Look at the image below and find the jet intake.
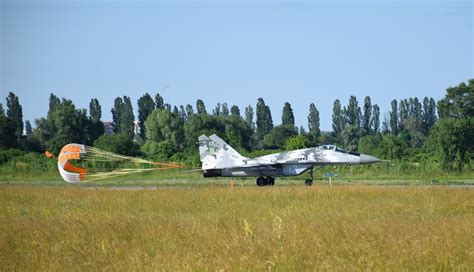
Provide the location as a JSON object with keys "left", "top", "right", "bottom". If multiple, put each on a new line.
{"left": 203, "top": 169, "right": 223, "bottom": 177}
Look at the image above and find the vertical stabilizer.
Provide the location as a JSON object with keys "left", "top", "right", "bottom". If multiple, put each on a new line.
{"left": 198, "top": 134, "right": 247, "bottom": 169}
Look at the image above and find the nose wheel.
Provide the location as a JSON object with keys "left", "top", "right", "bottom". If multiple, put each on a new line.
{"left": 305, "top": 167, "right": 314, "bottom": 186}
{"left": 256, "top": 176, "right": 275, "bottom": 186}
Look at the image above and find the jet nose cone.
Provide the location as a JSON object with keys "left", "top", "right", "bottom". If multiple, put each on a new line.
{"left": 360, "top": 154, "right": 381, "bottom": 164}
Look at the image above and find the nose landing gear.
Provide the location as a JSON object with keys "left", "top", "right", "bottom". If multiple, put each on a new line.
{"left": 305, "top": 167, "right": 314, "bottom": 186}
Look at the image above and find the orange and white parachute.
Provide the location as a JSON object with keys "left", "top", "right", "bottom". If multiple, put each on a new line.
{"left": 58, "top": 143, "right": 182, "bottom": 183}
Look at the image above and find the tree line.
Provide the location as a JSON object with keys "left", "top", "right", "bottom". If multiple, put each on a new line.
{"left": 0, "top": 79, "right": 472, "bottom": 170}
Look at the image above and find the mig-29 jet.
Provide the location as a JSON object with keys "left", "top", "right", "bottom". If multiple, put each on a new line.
{"left": 199, "top": 134, "right": 381, "bottom": 186}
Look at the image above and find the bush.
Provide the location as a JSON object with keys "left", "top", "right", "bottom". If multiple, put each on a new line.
{"left": 285, "top": 135, "right": 309, "bottom": 151}
{"left": 93, "top": 134, "right": 140, "bottom": 156}
{"left": 0, "top": 149, "right": 27, "bottom": 165}
{"left": 263, "top": 125, "right": 298, "bottom": 149}
{"left": 141, "top": 140, "right": 176, "bottom": 160}
{"left": 0, "top": 149, "right": 56, "bottom": 171}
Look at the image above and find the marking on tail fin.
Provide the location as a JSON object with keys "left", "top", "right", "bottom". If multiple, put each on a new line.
{"left": 209, "top": 134, "right": 245, "bottom": 159}
{"left": 198, "top": 134, "right": 247, "bottom": 169}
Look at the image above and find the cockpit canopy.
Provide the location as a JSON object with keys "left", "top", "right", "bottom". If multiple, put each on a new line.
{"left": 316, "top": 145, "right": 347, "bottom": 153}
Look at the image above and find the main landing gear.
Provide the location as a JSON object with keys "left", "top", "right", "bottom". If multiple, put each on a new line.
{"left": 256, "top": 176, "right": 275, "bottom": 186}
{"left": 305, "top": 167, "right": 314, "bottom": 186}
{"left": 256, "top": 167, "right": 317, "bottom": 187}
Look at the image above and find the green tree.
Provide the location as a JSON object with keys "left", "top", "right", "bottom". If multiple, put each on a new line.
{"left": 155, "top": 93, "right": 164, "bottom": 110}
{"left": 341, "top": 125, "right": 363, "bottom": 152}
{"left": 382, "top": 113, "right": 390, "bottom": 134}
{"left": 434, "top": 79, "right": 474, "bottom": 171}
{"left": 48, "top": 93, "right": 60, "bottom": 118}
{"left": 408, "top": 97, "right": 423, "bottom": 134}
{"left": 362, "top": 96, "right": 372, "bottom": 133}
{"left": 398, "top": 99, "right": 408, "bottom": 131}
{"left": 25, "top": 120, "right": 32, "bottom": 136}
{"left": 223, "top": 115, "right": 253, "bottom": 151}
{"left": 33, "top": 117, "right": 52, "bottom": 150}
{"left": 285, "top": 135, "right": 309, "bottom": 151}
{"left": 263, "top": 125, "right": 297, "bottom": 149}
{"left": 88, "top": 98, "right": 104, "bottom": 144}
{"left": 196, "top": 99, "right": 207, "bottom": 115}
{"left": 332, "top": 99, "right": 344, "bottom": 136}
{"left": 213, "top": 103, "right": 221, "bottom": 116}
{"left": 379, "top": 134, "right": 407, "bottom": 160}
{"left": 6, "top": 92, "right": 23, "bottom": 141}
{"left": 123, "top": 96, "right": 135, "bottom": 139}
{"left": 88, "top": 120, "right": 104, "bottom": 145}
{"left": 76, "top": 108, "right": 95, "bottom": 145}
{"left": 422, "top": 97, "right": 437, "bottom": 135}
{"left": 245, "top": 105, "right": 254, "bottom": 131}
{"left": 112, "top": 96, "right": 135, "bottom": 140}
{"left": 357, "top": 107, "right": 362, "bottom": 128}
{"left": 137, "top": 93, "right": 155, "bottom": 140}
{"left": 184, "top": 114, "right": 225, "bottom": 149}
{"left": 178, "top": 105, "right": 187, "bottom": 122}
{"left": 358, "top": 134, "right": 382, "bottom": 156}
{"left": 299, "top": 126, "right": 306, "bottom": 135}
{"left": 0, "top": 115, "right": 17, "bottom": 149}
{"left": 319, "top": 131, "right": 338, "bottom": 145}
{"left": 173, "top": 106, "right": 179, "bottom": 117}
{"left": 0, "top": 103, "right": 5, "bottom": 117}
{"left": 89, "top": 98, "right": 102, "bottom": 122}
{"left": 398, "top": 97, "right": 423, "bottom": 139}
{"left": 36, "top": 98, "right": 91, "bottom": 153}
{"left": 345, "top": 95, "right": 360, "bottom": 127}
{"left": 438, "top": 79, "right": 474, "bottom": 118}
{"left": 181, "top": 114, "right": 253, "bottom": 163}
{"left": 143, "top": 109, "right": 185, "bottom": 158}
{"left": 256, "top": 98, "right": 273, "bottom": 142}
{"left": 111, "top": 97, "right": 124, "bottom": 134}
{"left": 230, "top": 105, "right": 240, "bottom": 116}
{"left": 39, "top": 93, "right": 61, "bottom": 148}
{"left": 390, "top": 99, "right": 398, "bottom": 135}
{"left": 185, "top": 104, "right": 194, "bottom": 118}
{"left": 94, "top": 134, "right": 139, "bottom": 156}
{"left": 221, "top": 103, "right": 229, "bottom": 116}
{"left": 281, "top": 102, "right": 295, "bottom": 127}
{"left": 307, "top": 103, "right": 320, "bottom": 144}
{"left": 372, "top": 104, "right": 380, "bottom": 134}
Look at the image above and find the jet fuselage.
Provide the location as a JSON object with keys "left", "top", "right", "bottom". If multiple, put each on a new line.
{"left": 199, "top": 134, "right": 380, "bottom": 178}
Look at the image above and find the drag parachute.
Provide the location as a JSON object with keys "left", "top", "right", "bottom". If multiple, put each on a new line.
{"left": 58, "top": 143, "right": 182, "bottom": 183}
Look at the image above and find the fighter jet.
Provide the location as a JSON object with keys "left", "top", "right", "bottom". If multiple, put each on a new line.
{"left": 199, "top": 134, "right": 381, "bottom": 186}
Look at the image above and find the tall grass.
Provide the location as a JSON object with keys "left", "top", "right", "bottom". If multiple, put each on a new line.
{"left": 1, "top": 186, "right": 472, "bottom": 270}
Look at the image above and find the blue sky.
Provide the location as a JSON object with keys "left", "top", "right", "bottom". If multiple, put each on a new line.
{"left": 1, "top": 0, "right": 472, "bottom": 131}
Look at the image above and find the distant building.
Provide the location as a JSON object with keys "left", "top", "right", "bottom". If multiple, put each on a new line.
{"left": 103, "top": 121, "right": 114, "bottom": 135}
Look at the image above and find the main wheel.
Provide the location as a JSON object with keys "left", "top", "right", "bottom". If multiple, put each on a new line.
{"left": 305, "top": 179, "right": 313, "bottom": 186}
{"left": 267, "top": 177, "right": 275, "bottom": 186}
{"left": 256, "top": 177, "right": 267, "bottom": 186}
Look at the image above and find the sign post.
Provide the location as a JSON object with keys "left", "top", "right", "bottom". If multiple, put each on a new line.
{"left": 323, "top": 172, "right": 337, "bottom": 187}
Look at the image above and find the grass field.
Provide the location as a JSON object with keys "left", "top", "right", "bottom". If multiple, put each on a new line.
{"left": 1, "top": 185, "right": 473, "bottom": 270}
{"left": 1, "top": 153, "right": 473, "bottom": 185}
